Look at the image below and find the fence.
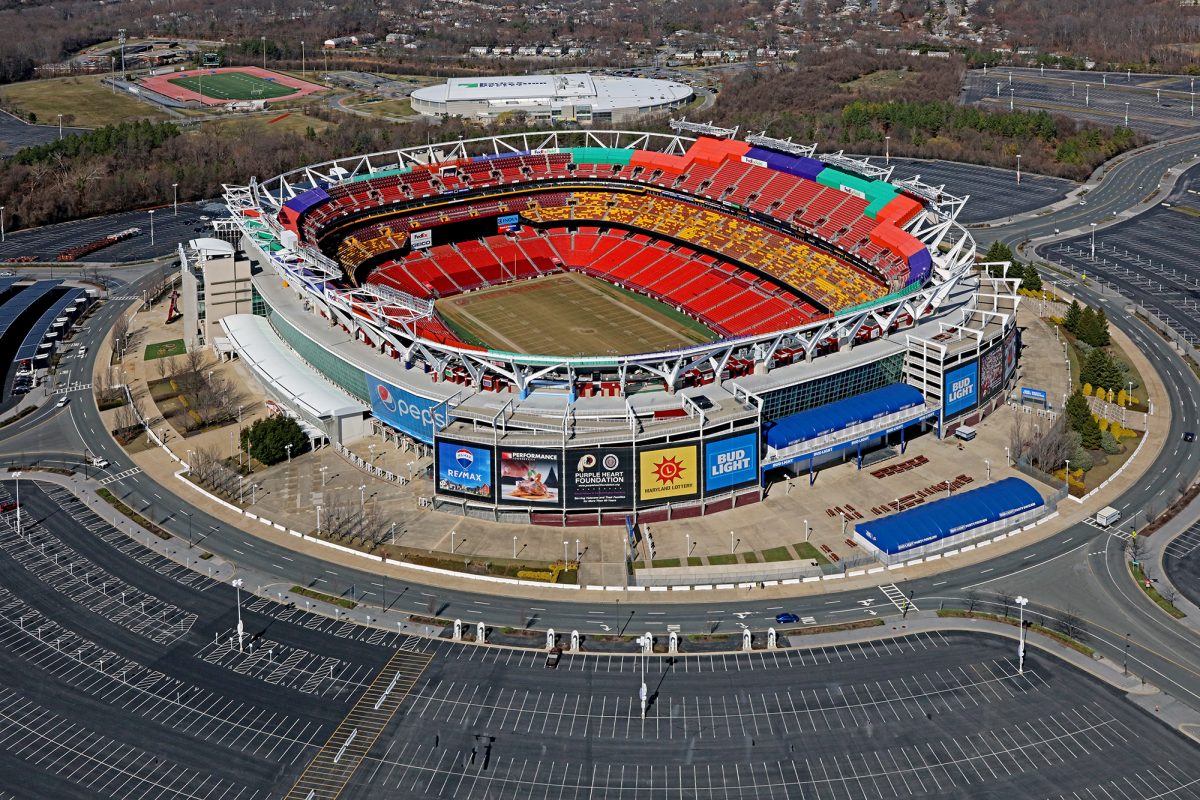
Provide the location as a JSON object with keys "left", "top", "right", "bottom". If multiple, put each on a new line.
{"left": 335, "top": 442, "right": 408, "bottom": 486}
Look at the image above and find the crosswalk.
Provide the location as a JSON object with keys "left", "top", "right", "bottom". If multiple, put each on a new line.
{"left": 53, "top": 382, "right": 92, "bottom": 395}
{"left": 879, "top": 583, "right": 918, "bottom": 614}
{"left": 97, "top": 467, "right": 141, "bottom": 486}
{"left": 284, "top": 648, "right": 432, "bottom": 800}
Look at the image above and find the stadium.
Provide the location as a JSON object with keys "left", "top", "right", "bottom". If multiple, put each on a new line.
{"left": 409, "top": 74, "right": 694, "bottom": 124}
{"left": 209, "top": 122, "right": 1020, "bottom": 530}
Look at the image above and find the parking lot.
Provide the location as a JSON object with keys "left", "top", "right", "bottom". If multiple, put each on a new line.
{"left": 964, "top": 67, "right": 1200, "bottom": 139}
{"left": 1038, "top": 165, "right": 1200, "bottom": 348}
{"left": 334, "top": 631, "right": 1200, "bottom": 800}
{"left": 0, "top": 109, "right": 88, "bottom": 157}
{"left": 0, "top": 201, "right": 223, "bottom": 264}
{"left": 884, "top": 157, "right": 1075, "bottom": 224}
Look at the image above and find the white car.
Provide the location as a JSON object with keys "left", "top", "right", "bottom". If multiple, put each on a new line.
{"left": 56, "top": 397, "right": 69, "bottom": 408}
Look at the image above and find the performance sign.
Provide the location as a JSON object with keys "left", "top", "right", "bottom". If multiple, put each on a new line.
{"left": 436, "top": 440, "right": 493, "bottom": 500}
{"left": 704, "top": 432, "right": 759, "bottom": 493}
{"left": 638, "top": 443, "right": 699, "bottom": 502}
{"left": 566, "top": 447, "right": 633, "bottom": 508}
{"left": 498, "top": 448, "right": 561, "bottom": 505}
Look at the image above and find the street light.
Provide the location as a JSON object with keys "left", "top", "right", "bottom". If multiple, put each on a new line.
{"left": 320, "top": 464, "right": 327, "bottom": 486}
{"left": 1090, "top": 222, "right": 1097, "bottom": 260}
{"left": 1124, "top": 101, "right": 1130, "bottom": 126}
{"left": 1015, "top": 595, "right": 1029, "bottom": 674}
{"left": 638, "top": 634, "right": 648, "bottom": 719}
{"left": 884, "top": 135, "right": 890, "bottom": 165}
{"left": 301, "top": 40, "right": 306, "bottom": 74}
{"left": 148, "top": 209, "right": 155, "bottom": 246}
{"left": 359, "top": 484, "right": 366, "bottom": 512}
{"left": 1009, "top": 88, "right": 1014, "bottom": 111}
{"left": 1015, "top": 154, "right": 1021, "bottom": 185}
{"left": 316, "top": 505, "right": 322, "bottom": 535}
{"left": 513, "top": 535, "right": 518, "bottom": 559}
{"left": 285, "top": 443, "right": 292, "bottom": 463}
{"left": 563, "top": 540, "right": 569, "bottom": 564}
{"left": 57, "top": 113, "right": 63, "bottom": 140}
{"left": 172, "top": 183, "right": 178, "bottom": 216}
{"left": 232, "top": 578, "right": 245, "bottom": 652}
{"left": 985, "top": 459, "right": 991, "bottom": 481}
{"left": 1, "top": 205, "right": 5, "bottom": 242}
{"left": 13, "top": 471, "right": 21, "bottom": 539}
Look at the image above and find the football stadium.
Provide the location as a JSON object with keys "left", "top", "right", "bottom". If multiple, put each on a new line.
{"left": 208, "top": 122, "right": 1021, "bottom": 535}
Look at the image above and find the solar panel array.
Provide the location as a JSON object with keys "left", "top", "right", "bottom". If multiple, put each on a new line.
{"left": 0, "top": 281, "right": 62, "bottom": 343}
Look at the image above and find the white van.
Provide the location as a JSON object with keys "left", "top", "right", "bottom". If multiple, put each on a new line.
{"left": 1095, "top": 506, "right": 1122, "bottom": 527}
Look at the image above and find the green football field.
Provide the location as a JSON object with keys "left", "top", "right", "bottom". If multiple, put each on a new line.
{"left": 166, "top": 71, "right": 297, "bottom": 101}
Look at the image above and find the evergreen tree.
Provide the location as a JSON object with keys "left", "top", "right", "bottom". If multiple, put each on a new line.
{"left": 1078, "top": 305, "right": 1096, "bottom": 341}
{"left": 1080, "top": 348, "right": 1122, "bottom": 391}
{"left": 1090, "top": 306, "right": 1111, "bottom": 346}
{"left": 1022, "top": 265, "right": 1043, "bottom": 292}
{"left": 1064, "top": 300, "right": 1083, "bottom": 334}
{"left": 1064, "top": 390, "right": 1103, "bottom": 449}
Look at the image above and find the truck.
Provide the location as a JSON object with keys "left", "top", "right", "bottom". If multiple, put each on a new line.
{"left": 1095, "top": 506, "right": 1122, "bottom": 527}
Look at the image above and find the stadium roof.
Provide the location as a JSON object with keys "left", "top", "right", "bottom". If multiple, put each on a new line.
{"left": 412, "top": 73, "right": 692, "bottom": 113}
{"left": 221, "top": 314, "right": 367, "bottom": 421}
{"left": 854, "top": 477, "right": 1044, "bottom": 555}
{"left": 764, "top": 384, "right": 926, "bottom": 451}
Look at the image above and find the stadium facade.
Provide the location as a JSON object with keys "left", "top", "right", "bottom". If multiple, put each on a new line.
{"left": 209, "top": 126, "right": 1020, "bottom": 527}
{"left": 409, "top": 74, "right": 694, "bottom": 124}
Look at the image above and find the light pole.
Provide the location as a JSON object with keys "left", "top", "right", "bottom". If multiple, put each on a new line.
{"left": 985, "top": 459, "right": 991, "bottom": 481}
{"left": 261, "top": 36, "right": 267, "bottom": 70}
{"left": 1090, "top": 222, "right": 1097, "bottom": 260}
{"left": 301, "top": 40, "right": 306, "bottom": 74}
{"left": 804, "top": 519, "right": 810, "bottom": 541}
{"left": 1124, "top": 632, "right": 1131, "bottom": 676}
{"left": 1064, "top": 459, "right": 1071, "bottom": 490}
{"left": 13, "top": 471, "right": 21, "bottom": 539}
{"left": 884, "top": 135, "right": 890, "bottom": 164}
{"left": 57, "top": 114, "right": 63, "bottom": 140}
{"left": 1009, "top": 88, "right": 1014, "bottom": 111}
{"left": 359, "top": 484, "right": 366, "bottom": 513}
{"left": 369, "top": 443, "right": 375, "bottom": 465}
{"left": 320, "top": 465, "right": 327, "bottom": 486}
{"left": 1015, "top": 154, "right": 1021, "bottom": 185}
{"left": 638, "top": 634, "right": 648, "bottom": 719}
{"left": 1, "top": 205, "right": 5, "bottom": 242}
{"left": 232, "top": 578, "right": 245, "bottom": 652}
{"left": 685, "top": 533, "right": 690, "bottom": 561}
{"left": 512, "top": 535, "right": 518, "bottom": 559}
{"left": 1015, "top": 595, "right": 1028, "bottom": 674}
{"left": 563, "top": 540, "right": 569, "bottom": 564}
{"left": 1124, "top": 101, "right": 1130, "bottom": 126}
{"left": 285, "top": 443, "right": 292, "bottom": 463}
{"left": 148, "top": 209, "right": 155, "bottom": 246}
{"left": 316, "top": 505, "right": 322, "bottom": 535}
{"left": 182, "top": 510, "right": 192, "bottom": 547}
{"left": 172, "top": 183, "right": 178, "bottom": 216}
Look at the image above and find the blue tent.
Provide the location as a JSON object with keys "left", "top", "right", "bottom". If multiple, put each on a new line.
{"left": 764, "top": 384, "right": 926, "bottom": 451}
{"left": 855, "top": 477, "right": 1044, "bottom": 555}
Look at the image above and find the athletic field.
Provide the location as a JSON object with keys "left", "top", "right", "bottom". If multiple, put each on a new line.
{"left": 436, "top": 273, "right": 718, "bottom": 356}
{"left": 144, "top": 339, "right": 186, "bottom": 361}
{"left": 141, "top": 67, "right": 324, "bottom": 107}
{"left": 167, "top": 71, "right": 296, "bottom": 101}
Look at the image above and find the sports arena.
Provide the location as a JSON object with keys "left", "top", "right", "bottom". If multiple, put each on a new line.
{"left": 212, "top": 122, "right": 1020, "bottom": 528}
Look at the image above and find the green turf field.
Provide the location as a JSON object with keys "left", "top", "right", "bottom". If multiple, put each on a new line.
{"left": 144, "top": 339, "right": 186, "bottom": 361}
{"left": 167, "top": 71, "right": 297, "bottom": 101}
{"left": 436, "top": 272, "right": 717, "bottom": 357}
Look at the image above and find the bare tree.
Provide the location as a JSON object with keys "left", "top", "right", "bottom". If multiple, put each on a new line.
{"left": 995, "top": 590, "right": 1014, "bottom": 620}
{"left": 965, "top": 589, "right": 981, "bottom": 613}
{"left": 1056, "top": 608, "right": 1087, "bottom": 641}
{"left": 109, "top": 314, "right": 129, "bottom": 363}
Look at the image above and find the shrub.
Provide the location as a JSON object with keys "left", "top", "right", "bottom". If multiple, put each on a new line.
{"left": 240, "top": 415, "right": 307, "bottom": 466}
{"left": 1100, "top": 430, "right": 1121, "bottom": 454}
{"left": 1071, "top": 445, "right": 1094, "bottom": 472}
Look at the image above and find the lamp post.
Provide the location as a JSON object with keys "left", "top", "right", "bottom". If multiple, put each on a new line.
{"left": 884, "top": 135, "right": 890, "bottom": 165}
{"left": 1, "top": 205, "right": 5, "bottom": 242}
{"left": 638, "top": 634, "right": 648, "bottom": 719}
{"left": 181, "top": 510, "right": 192, "bottom": 548}
{"left": 57, "top": 114, "right": 63, "bottom": 140}
{"left": 232, "top": 578, "right": 245, "bottom": 652}
{"left": 261, "top": 36, "right": 267, "bottom": 70}
{"left": 1064, "top": 459, "right": 1071, "bottom": 491}
{"left": 285, "top": 443, "right": 292, "bottom": 463}
{"left": 301, "top": 40, "right": 306, "bottom": 74}
{"left": 359, "top": 484, "right": 366, "bottom": 513}
{"left": 1124, "top": 101, "right": 1130, "bottom": 126}
{"left": 148, "top": 209, "right": 155, "bottom": 246}
{"left": 1015, "top": 154, "right": 1021, "bottom": 185}
{"left": 1015, "top": 595, "right": 1028, "bottom": 674}
{"left": 13, "top": 471, "right": 21, "bottom": 539}
{"left": 316, "top": 505, "right": 322, "bottom": 535}
{"left": 1124, "top": 632, "right": 1131, "bottom": 676}
{"left": 513, "top": 535, "right": 518, "bottom": 559}
{"left": 320, "top": 465, "right": 327, "bottom": 486}
{"left": 1090, "top": 222, "right": 1097, "bottom": 260}
{"left": 685, "top": 533, "right": 690, "bottom": 561}
{"left": 172, "top": 183, "right": 178, "bottom": 216}
{"left": 1009, "top": 88, "right": 1014, "bottom": 111}
{"left": 985, "top": 459, "right": 991, "bottom": 481}
{"left": 563, "top": 540, "right": 569, "bottom": 564}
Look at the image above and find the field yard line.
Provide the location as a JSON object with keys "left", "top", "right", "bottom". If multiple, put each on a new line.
{"left": 441, "top": 302, "right": 525, "bottom": 352}
{"left": 576, "top": 273, "right": 695, "bottom": 341}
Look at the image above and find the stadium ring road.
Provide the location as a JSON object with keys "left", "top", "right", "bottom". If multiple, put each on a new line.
{"left": 5, "top": 140, "right": 1200, "bottom": 687}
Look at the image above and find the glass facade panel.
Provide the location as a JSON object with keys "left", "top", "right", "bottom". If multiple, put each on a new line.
{"left": 762, "top": 354, "right": 904, "bottom": 421}
{"left": 267, "top": 309, "right": 372, "bottom": 403}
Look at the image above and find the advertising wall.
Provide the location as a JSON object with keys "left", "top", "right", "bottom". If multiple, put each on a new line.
{"left": 498, "top": 448, "right": 561, "bottom": 505}
{"left": 365, "top": 375, "right": 447, "bottom": 444}
{"left": 978, "top": 343, "right": 1004, "bottom": 401}
{"left": 566, "top": 447, "right": 633, "bottom": 508}
{"left": 436, "top": 440, "right": 493, "bottom": 500}
{"left": 638, "top": 443, "right": 700, "bottom": 502}
{"left": 411, "top": 229, "right": 432, "bottom": 249}
{"left": 704, "top": 432, "right": 759, "bottom": 493}
{"left": 1003, "top": 328, "right": 1018, "bottom": 379}
{"left": 943, "top": 361, "right": 978, "bottom": 417}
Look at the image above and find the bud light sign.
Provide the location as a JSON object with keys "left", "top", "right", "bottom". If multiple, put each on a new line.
{"left": 944, "top": 362, "right": 978, "bottom": 417}
{"left": 704, "top": 432, "right": 759, "bottom": 493}
{"left": 365, "top": 375, "right": 447, "bottom": 444}
{"left": 436, "top": 440, "right": 493, "bottom": 500}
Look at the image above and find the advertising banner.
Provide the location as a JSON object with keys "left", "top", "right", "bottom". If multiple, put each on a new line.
{"left": 566, "top": 447, "right": 633, "bottom": 508}
{"left": 979, "top": 344, "right": 1004, "bottom": 400}
{"left": 943, "top": 361, "right": 978, "bottom": 417}
{"left": 638, "top": 443, "right": 699, "bottom": 502}
{"left": 704, "top": 432, "right": 759, "bottom": 493}
{"left": 1004, "top": 328, "right": 1018, "bottom": 379}
{"left": 497, "top": 214, "right": 521, "bottom": 233}
{"left": 436, "top": 440, "right": 493, "bottom": 500}
{"left": 411, "top": 229, "right": 432, "bottom": 249}
{"left": 498, "top": 448, "right": 561, "bottom": 505}
{"left": 365, "top": 375, "right": 447, "bottom": 444}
